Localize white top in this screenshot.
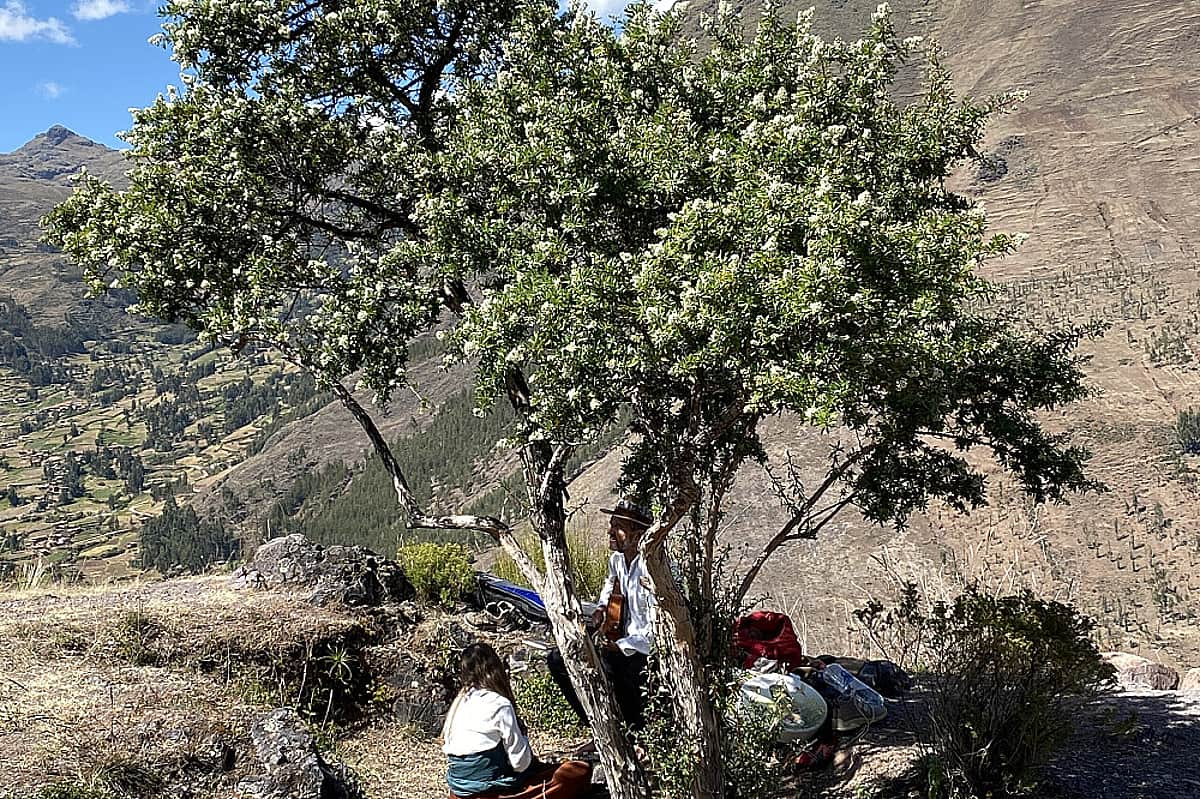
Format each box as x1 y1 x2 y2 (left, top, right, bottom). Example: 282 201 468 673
597 551 656 656
441 688 533 772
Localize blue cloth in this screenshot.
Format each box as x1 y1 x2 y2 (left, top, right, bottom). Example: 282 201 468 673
446 742 523 796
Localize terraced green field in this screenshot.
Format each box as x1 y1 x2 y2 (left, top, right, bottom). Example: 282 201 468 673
0 334 320 581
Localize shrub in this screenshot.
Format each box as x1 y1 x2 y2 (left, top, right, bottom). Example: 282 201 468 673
1177 407 1200 455
397 542 475 606
111 603 162 666
861 585 1113 798
636 668 794 799
491 527 608 599
718 681 796 799
513 668 585 738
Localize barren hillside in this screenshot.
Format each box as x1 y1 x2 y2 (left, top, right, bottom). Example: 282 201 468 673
577 0 1200 666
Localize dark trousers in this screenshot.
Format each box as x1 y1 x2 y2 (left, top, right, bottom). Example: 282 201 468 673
547 647 649 731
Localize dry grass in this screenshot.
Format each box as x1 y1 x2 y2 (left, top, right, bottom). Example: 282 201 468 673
0 575 374 798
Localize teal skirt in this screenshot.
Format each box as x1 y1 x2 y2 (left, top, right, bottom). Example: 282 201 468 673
446 743 524 797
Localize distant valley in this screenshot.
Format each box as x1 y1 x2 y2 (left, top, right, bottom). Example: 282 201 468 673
2 0 1200 672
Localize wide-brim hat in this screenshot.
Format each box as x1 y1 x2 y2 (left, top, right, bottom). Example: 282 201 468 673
600 498 653 528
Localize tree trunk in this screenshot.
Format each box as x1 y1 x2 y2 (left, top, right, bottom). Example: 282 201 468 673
643 542 724 798
529 464 650 798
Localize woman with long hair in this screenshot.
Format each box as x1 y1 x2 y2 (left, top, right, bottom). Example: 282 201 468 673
443 642 592 799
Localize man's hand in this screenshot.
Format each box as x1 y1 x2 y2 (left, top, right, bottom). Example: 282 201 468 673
590 607 604 629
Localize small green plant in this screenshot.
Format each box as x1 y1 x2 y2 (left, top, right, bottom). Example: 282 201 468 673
719 681 794 799
397 542 475 606
637 669 793 799
317 644 358 725
492 527 608 599
1177 407 1200 455
636 690 700 799
513 669 585 738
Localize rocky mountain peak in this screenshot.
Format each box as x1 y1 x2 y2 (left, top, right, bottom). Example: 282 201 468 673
36 124 93 149
9 125 96 156
0 124 121 185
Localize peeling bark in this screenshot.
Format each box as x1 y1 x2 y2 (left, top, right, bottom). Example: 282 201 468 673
639 483 725 798
527 453 650 798
643 543 724 798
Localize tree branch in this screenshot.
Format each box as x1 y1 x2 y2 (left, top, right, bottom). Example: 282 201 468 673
263 339 543 588
539 444 572 505
735 445 874 603
642 473 700 553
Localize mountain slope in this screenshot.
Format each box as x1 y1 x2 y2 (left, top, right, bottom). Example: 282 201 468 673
593 0 1199 666
0 126 125 321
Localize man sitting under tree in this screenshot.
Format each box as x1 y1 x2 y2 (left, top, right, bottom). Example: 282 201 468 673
548 499 656 736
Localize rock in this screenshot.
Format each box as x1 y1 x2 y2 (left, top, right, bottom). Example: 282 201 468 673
1102 651 1180 690
236 708 363 799
396 600 423 625
1180 668 1200 692
231 534 412 607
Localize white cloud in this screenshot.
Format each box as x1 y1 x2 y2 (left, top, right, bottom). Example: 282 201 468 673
578 0 682 20
71 0 130 21
37 80 64 99
0 1 73 44
580 0 627 17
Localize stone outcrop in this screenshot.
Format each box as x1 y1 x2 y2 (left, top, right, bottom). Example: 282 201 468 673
1102 651 1181 691
235 708 363 799
1180 668 1200 693
232 534 412 607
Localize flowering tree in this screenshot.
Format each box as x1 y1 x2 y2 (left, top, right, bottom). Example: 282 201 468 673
46 1 1095 796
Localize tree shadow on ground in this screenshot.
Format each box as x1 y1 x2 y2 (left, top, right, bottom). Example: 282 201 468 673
1042 689 1200 799
794 686 1200 799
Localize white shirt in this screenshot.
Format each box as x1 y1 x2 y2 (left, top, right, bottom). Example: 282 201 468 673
597 551 656 656
441 688 533 773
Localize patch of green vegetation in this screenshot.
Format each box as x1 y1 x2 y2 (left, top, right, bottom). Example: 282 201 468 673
514 669 585 738
80 543 124 559
46 549 74 565
493 526 608 599
397 542 475 605
1178 407 1200 455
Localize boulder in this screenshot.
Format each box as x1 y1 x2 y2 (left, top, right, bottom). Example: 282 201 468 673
1102 651 1180 690
232 534 412 607
1179 668 1200 693
236 708 363 799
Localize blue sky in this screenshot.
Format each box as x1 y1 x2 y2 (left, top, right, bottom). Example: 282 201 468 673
0 0 636 154
0 1 180 152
